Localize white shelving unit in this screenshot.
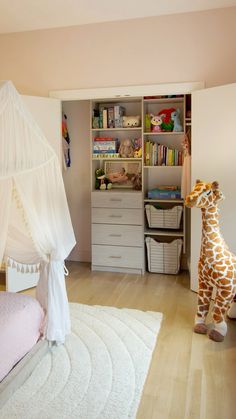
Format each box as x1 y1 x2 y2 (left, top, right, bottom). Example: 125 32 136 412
90 95 188 274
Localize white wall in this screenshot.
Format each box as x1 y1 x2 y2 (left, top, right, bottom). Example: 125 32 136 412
62 101 91 262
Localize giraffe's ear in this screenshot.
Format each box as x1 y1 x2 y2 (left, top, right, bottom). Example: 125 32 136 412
212 181 219 190
196 179 201 184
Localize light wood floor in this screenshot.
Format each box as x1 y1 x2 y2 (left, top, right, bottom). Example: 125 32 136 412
1 263 236 419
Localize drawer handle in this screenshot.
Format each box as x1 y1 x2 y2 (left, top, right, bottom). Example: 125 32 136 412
109 234 122 237
109 214 122 218
110 198 122 202
109 256 122 259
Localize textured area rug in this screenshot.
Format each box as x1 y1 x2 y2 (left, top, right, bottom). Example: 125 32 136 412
1 303 163 419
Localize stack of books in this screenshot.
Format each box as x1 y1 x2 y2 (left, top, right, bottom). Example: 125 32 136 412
147 186 181 199
93 137 118 158
144 141 182 166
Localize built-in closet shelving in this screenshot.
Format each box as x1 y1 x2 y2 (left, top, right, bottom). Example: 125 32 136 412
90 94 188 274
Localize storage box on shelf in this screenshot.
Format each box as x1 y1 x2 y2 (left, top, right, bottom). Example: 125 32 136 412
145 204 183 229
145 237 183 274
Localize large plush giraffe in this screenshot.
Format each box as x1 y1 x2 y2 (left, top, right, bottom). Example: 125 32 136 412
185 180 236 342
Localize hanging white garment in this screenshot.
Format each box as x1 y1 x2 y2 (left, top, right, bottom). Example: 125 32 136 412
0 80 76 343
181 154 191 199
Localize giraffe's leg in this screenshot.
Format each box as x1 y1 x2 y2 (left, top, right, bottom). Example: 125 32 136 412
209 288 234 342
227 294 236 319
194 278 213 334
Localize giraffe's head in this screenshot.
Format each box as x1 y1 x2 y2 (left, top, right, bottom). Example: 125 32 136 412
185 180 225 208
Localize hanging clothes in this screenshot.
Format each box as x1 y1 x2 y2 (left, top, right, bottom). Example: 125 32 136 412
62 113 71 169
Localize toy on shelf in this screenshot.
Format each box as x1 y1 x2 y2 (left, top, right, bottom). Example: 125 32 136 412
185 180 236 342
158 107 175 131
95 168 112 190
150 114 163 132
145 114 151 132
118 138 134 158
171 109 183 132
122 115 141 128
133 137 142 158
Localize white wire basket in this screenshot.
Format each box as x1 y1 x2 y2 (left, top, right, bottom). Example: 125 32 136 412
145 237 183 274
145 204 183 229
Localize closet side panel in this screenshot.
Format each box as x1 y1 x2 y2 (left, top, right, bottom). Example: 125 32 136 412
62 101 91 262
191 83 236 292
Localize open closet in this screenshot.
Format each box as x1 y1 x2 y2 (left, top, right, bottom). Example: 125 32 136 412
4 81 236 293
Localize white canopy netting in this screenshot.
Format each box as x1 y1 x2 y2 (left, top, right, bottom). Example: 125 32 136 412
0 80 76 343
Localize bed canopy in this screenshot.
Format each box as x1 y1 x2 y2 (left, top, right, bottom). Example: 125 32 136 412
0 80 76 343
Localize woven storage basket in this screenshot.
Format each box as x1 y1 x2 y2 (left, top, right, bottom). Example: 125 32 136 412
145 237 183 274
145 204 183 229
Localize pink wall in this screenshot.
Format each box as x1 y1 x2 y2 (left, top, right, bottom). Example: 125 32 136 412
0 7 235 96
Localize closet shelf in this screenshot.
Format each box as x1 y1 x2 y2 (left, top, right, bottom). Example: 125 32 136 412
144 198 184 204
144 228 184 237
92 128 142 132
143 131 184 136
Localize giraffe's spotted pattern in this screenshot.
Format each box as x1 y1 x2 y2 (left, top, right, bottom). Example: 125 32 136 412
185 180 236 333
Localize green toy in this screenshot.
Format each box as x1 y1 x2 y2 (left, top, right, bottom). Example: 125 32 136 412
95 168 112 190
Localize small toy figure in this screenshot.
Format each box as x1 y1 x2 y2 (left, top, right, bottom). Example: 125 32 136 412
185 180 236 342
133 137 142 158
171 108 183 132
95 168 112 190
150 114 163 132
122 115 141 128
158 107 175 131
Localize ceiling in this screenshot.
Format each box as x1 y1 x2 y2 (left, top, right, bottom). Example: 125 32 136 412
0 0 235 34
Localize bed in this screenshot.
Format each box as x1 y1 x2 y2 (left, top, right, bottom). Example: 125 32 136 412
0 291 45 383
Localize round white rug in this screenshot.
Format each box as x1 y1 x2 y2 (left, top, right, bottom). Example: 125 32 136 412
1 303 163 419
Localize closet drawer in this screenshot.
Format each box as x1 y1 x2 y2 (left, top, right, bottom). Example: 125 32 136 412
92 245 143 269
91 191 142 209
92 224 143 246
92 208 142 225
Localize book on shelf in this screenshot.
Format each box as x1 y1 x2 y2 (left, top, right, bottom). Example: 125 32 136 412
114 105 125 128
93 139 117 153
108 107 115 128
102 109 108 129
93 153 120 158
147 187 181 199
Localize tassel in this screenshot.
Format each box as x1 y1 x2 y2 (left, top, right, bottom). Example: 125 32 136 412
17 264 20 272
21 266 25 273
31 266 34 273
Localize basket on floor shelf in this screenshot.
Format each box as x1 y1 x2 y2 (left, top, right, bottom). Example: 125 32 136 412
145 204 183 229
145 237 183 274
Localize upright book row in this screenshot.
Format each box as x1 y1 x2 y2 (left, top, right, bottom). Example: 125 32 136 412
144 141 183 166
92 105 125 129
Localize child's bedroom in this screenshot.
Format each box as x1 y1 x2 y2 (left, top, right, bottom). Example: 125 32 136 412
0 1 236 418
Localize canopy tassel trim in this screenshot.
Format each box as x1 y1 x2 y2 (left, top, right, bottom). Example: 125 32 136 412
6 257 40 274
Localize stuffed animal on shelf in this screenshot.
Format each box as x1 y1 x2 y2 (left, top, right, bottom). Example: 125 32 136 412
95 168 112 190
150 114 163 132
118 138 134 158
185 180 236 342
171 108 183 132
122 115 141 128
158 107 175 131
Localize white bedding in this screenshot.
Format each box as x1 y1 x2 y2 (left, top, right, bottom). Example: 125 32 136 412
0 292 44 382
